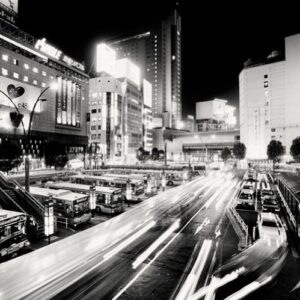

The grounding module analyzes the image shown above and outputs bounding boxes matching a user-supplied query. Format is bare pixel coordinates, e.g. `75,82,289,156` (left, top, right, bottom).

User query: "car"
261,189,276,201
259,212,286,243
262,198,280,213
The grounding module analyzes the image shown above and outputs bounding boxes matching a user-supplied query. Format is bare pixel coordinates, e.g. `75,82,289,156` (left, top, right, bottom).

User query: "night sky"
18,0,300,118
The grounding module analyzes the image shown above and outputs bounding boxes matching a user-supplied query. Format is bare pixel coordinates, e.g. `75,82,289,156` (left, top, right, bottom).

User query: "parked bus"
0,209,30,261
70,174,144,201
29,187,91,227
45,182,124,214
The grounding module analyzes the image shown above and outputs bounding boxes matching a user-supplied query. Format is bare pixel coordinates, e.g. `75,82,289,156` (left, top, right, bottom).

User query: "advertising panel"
0,0,18,24
0,76,41,112
55,77,81,128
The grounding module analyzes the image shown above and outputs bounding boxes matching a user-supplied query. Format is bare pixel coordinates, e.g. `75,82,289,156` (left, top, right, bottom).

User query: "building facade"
240,33,300,160
0,4,89,161
195,99,236,132
90,44,152,163
111,10,182,128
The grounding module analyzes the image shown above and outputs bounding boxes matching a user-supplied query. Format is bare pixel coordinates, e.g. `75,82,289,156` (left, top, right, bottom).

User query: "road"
0,169,244,299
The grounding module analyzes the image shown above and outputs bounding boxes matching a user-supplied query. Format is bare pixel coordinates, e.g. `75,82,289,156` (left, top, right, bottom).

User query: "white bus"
0,209,30,261
45,182,125,214
70,174,144,201
29,187,91,227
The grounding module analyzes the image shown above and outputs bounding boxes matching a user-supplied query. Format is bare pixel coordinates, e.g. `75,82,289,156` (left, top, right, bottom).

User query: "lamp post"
162,127,167,166
0,84,57,191
161,170,166,192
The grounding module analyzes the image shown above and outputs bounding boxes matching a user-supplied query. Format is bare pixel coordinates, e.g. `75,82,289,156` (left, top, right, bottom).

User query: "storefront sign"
35,38,85,72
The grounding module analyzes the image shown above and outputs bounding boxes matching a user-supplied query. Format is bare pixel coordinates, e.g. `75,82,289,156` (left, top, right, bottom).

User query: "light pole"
162,127,167,166
0,83,57,191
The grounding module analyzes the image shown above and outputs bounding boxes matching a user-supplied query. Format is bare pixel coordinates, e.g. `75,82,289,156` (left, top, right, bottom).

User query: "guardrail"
226,207,249,250
56,216,69,229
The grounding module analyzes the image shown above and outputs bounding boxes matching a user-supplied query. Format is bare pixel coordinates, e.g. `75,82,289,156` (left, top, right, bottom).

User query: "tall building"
111,10,182,128
239,33,300,160
89,44,152,163
0,1,89,166
195,99,237,132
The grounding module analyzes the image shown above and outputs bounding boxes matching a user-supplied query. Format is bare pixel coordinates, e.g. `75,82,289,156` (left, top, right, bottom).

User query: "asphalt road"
51,169,244,300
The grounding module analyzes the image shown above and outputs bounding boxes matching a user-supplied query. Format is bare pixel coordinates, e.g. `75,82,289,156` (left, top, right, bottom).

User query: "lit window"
33,80,38,85
23,76,28,82
172,55,176,60
2,68,8,76
13,59,18,65
13,72,19,79
264,81,268,88
42,82,46,88
24,63,29,69
50,76,54,79
33,67,38,73
42,71,47,76
2,54,8,61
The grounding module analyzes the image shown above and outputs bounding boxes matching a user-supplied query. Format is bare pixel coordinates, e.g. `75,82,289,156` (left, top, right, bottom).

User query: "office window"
24,63,29,70
23,76,28,82
98,134,101,139
13,72,19,79
13,59,19,65
2,68,8,76
33,80,38,85
91,125,96,130
91,109,97,114
98,125,101,130
264,81,268,88
264,74,268,78
271,128,276,132
2,54,8,61
42,71,47,76
98,109,101,113
42,82,46,88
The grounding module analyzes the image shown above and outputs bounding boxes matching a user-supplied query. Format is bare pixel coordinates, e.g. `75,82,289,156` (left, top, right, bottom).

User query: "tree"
136,147,149,162
0,140,22,173
233,142,246,161
44,141,68,169
267,140,285,169
221,147,231,163
290,137,300,162
151,147,159,160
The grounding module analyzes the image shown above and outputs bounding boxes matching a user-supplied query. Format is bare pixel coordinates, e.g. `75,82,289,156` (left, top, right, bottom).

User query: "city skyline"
18,0,300,117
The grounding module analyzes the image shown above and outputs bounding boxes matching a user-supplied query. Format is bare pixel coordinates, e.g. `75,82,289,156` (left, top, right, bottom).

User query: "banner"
55,76,81,128
0,76,41,112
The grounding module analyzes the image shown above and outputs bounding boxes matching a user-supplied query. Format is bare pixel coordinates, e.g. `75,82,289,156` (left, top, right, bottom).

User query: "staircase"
0,173,44,239
226,207,249,251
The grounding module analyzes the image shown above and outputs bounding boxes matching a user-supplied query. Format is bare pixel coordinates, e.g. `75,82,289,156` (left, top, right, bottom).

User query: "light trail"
112,182,227,300
103,220,156,261
194,217,210,235
175,239,213,300
132,219,181,269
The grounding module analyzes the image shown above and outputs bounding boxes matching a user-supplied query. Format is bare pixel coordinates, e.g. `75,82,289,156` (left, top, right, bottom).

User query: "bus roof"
29,186,87,202
45,182,122,194
0,209,25,220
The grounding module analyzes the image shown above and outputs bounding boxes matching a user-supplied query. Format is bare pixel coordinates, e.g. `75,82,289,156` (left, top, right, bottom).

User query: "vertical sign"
76,85,81,127
72,82,76,126
62,79,67,124
67,80,72,125
56,77,62,124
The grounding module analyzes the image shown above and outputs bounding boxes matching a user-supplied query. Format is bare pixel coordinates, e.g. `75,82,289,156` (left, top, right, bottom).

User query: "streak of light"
103,221,156,261
190,267,246,300
112,191,214,300
132,219,181,269
225,276,272,300
175,239,213,300
215,180,237,210
194,217,210,235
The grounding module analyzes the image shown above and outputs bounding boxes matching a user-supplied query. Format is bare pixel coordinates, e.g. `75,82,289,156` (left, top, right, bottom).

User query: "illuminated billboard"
96,43,116,75
115,58,140,87
0,0,18,24
0,0,18,13
0,76,42,112
56,77,81,127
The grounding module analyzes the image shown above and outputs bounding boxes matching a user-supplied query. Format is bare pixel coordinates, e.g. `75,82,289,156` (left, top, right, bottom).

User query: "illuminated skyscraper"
111,10,182,129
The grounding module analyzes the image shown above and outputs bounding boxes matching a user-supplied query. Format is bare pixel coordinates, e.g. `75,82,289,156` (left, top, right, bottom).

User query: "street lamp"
162,127,167,166
0,83,57,191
